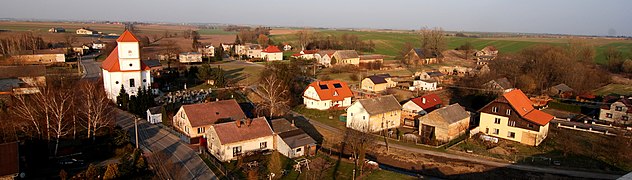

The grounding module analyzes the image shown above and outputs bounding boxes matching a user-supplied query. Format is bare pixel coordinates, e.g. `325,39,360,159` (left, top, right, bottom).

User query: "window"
115,81,119,84
232,146,242,156
508,120,516,127
363,116,366,120
129,63,133,67
506,109,511,115
143,79,147,83
494,118,501,124
616,106,623,111
606,113,613,118
527,124,534,128
508,132,516,138
350,113,353,116
260,142,267,149
129,79,135,87
624,116,629,121
197,127,205,134
180,112,185,119
493,128,499,135
492,107,499,113
296,148,302,153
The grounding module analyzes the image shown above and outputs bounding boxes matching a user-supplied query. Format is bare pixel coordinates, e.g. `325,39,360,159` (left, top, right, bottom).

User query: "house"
599,96,632,125
411,79,437,91
197,45,215,57
141,59,163,74
439,66,474,76
76,28,97,35
0,65,46,95
173,99,247,144
72,45,90,55
146,106,163,124
475,46,498,61
549,83,574,98
315,51,335,67
206,117,274,162
48,27,65,33
359,55,385,64
484,77,513,92
13,49,66,64
401,94,443,128
270,118,317,158
332,50,359,66
361,74,397,93
414,71,445,82
179,52,203,63
292,50,319,60
479,89,554,146
419,104,470,143
283,44,292,51
476,64,490,75
303,80,353,110
0,142,19,179
92,40,108,50
233,44,248,56
346,95,402,132
261,45,283,61
246,44,262,59
404,48,439,65
220,43,233,52
101,30,152,100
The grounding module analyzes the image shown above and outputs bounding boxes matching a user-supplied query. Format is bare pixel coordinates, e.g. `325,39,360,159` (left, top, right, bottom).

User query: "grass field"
270,30,632,64
593,83,632,96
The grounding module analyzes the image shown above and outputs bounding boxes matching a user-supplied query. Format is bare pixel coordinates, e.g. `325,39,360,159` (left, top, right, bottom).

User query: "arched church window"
115,81,119,84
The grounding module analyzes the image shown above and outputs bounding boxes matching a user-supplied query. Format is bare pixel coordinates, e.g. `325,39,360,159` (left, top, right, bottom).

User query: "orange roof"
302,50,319,54
305,80,353,101
101,46,150,72
262,45,282,53
117,30,139,42
503,89,553,125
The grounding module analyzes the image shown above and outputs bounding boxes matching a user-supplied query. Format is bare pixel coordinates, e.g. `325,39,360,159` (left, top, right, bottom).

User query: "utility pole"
135,116,139,149
77,53,81,75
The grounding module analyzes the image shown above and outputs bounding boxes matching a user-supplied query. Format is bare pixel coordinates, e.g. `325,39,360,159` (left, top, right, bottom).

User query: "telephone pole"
135,116,139,149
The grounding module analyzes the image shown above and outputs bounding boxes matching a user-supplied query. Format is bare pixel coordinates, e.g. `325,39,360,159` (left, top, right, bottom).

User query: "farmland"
270,30,632,64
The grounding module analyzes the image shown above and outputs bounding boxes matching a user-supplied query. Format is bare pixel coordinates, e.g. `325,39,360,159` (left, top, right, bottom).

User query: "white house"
146,106,162,124
270,118,316,158
206,117,275,162
101,30,152,101
303,80,353,110
292,50,318,60
179,52,203,63
92,40,107,50
261,46,283,61
411,79,437,91
76,28,97,35
197,45,215,57
283,44,292,51
346,95,402,132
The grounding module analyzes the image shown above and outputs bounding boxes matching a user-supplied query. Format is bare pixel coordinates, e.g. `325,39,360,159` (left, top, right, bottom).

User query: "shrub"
349,74,359,81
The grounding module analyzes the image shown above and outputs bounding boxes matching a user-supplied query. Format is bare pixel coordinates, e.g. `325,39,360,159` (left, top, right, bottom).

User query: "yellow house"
206,117,275,162
332,50,360,66
173,99,247,144
478,89,554,146
361,74,397,93
346,95,402,132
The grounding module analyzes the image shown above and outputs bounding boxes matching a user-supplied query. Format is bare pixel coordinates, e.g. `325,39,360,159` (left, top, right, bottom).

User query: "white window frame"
492,107,499,113
494,118,501,124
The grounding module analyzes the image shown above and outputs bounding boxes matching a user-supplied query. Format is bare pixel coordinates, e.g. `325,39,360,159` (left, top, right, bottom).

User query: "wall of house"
367,110,401,132
402,101,422,124
173,108,210,138
599,102,631,124
262,52,283,61
18,76,46,87
179,54,203,63
346,103,371,131
480,112,549,146
207,132,274,162
446,119,470,141
146,111,162,124
247,49,262,58
102,70,151,101
15,54,65,64
413,81,437,91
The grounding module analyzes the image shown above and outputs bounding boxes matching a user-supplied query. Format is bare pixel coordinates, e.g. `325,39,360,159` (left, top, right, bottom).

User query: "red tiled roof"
302,50,319,54
411,94,443,110
503,89,553,126
117,30,139,42
212,117,274,145
101,46,151,72
262,45,282,53
182,99,247,127
305,80,353,101
0,142,19,176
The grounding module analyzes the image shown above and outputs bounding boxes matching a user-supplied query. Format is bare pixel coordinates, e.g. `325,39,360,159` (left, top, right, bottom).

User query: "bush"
329,64,359,73
320,75,332,81
349,74,359,81
104,163,119,180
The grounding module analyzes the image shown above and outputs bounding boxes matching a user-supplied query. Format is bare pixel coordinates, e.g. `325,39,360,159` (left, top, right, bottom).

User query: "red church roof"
101,47,150,72
117,30,139,42
262,45,282,53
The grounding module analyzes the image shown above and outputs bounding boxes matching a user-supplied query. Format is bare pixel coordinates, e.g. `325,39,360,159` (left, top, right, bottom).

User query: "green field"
593,83,632,96
270,30,632,64
196,28,237,35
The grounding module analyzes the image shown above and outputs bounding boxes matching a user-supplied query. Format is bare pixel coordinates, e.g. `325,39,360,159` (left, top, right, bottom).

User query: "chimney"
291,120,295,127
235,120,241,128
216,98,219,102
246,119,252,126
422,98,426,104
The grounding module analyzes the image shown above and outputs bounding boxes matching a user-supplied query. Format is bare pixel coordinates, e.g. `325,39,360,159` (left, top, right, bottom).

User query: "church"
101,30,151,101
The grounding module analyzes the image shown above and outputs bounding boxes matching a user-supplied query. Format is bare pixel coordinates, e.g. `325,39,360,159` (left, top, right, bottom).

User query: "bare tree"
296,30,313,50
78,81,114,140
343,126,375,176
42,88,75,156
419,27,447,59
12,94,45,139
567,39,595,63
256,74,290,118
63,33,78,48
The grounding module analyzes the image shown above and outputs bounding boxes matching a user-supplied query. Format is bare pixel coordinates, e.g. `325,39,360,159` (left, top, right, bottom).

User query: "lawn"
281,154,417,180
197,28,237,35
593,83,632,96
270,29,632,64
292,105,346,130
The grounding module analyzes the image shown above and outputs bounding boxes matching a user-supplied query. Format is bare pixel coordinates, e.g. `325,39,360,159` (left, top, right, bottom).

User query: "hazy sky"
1,0,631,36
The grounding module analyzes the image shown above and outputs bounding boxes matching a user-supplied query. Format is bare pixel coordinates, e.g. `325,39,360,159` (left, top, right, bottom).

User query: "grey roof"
270,119,316,148
552,83,573,92
357,95,402,115
0,65,46,79
426,71,444,77
413,48,438,58
142,60,162,68
334,50,359,59
491,77,513,89
148,106,162,114
0,79,21,92
430,103,470,124
367,74,390,84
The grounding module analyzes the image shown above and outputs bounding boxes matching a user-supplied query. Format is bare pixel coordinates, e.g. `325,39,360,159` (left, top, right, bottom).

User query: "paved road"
114,109,217,180
288,111,624,180
79,54,102,79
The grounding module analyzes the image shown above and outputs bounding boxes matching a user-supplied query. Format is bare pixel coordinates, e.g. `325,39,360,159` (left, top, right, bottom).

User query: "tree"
59,169,68,180
343,127,375,176
197,64,213,83
296,30,313,50
257,73,290,118
398,42,414,63
623,59,632,73
44,88,74,156
104,163,119,179
257,34,269,47
191,31,201,49
234,34,242,45
268,151,282,179
419,27,446,59
458,41,474,60
78,81,113,140
567,39,595,63
116,86,130,110
85,163,101,179
605,46,624,72
63,33,77,48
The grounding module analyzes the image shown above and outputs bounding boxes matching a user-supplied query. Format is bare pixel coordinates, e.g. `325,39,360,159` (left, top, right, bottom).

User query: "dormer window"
333,91,339,96
615,106,623,111
492,107,498,113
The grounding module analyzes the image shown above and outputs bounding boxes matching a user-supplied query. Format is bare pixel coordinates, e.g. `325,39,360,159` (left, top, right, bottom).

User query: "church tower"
101,30,151,101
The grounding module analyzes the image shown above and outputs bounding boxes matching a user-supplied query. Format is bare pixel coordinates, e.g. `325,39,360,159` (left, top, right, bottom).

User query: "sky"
1,0,631,36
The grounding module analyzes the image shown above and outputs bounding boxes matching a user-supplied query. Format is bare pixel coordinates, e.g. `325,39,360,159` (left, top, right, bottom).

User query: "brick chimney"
291,120,295,127
246,119,252,126
235,119,242,128
422,98,426,104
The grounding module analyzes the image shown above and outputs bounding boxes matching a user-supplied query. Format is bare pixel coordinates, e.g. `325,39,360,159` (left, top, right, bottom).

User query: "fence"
200,150,234,179
556,123,617,136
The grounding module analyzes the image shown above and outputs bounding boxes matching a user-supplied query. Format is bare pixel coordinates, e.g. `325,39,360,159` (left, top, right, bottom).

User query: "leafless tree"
78,81,114,140
63,33,78,48
419,27,447,59
567,39,596,63
343,126,375,176
43,88,75,156
296,30,313,50
256,74,290,118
